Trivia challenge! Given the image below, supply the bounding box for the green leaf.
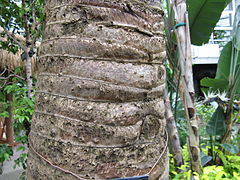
[187,0,230,45]
[200,151,212,166]
[206,106,226,136]
[200,77,228,92]
[16,146,26,152]
[20,153,27,159]
[3,152,10,161]
[0,111,9,118]
[14,67,23,74]
[215,41,233,80]
[232,6,240,50]
[220,144,239,154]
[215,41,240,93]
[4,84,18,94]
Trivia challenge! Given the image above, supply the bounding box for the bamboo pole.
[164,91,183,169]
[172,0,202,174]
[164,2,184,170]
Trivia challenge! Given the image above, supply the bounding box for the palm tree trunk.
[27,0,168,179]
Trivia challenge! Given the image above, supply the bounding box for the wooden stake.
[172,0,202,174]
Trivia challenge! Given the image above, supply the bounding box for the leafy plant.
[216,148,240,176]
[201,6,240,144]
[165,0,233,174]
[170,144,240,180]
[206,106,226,136]
[14,136,29,170]
[1,69,35,136]
[220,143,239,154]
[169,144,191,179]
[196,104,215,141]
[0,0,44,98]
[187,0,231,45]
[0,67,35,170]
[0,144,13,163]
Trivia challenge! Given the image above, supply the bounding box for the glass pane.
[216,13,232,27]
[235,0,240,7]
[225,2,233,10]
[211,30,231,47]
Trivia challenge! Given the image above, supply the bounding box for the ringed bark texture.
[27,0,167,179]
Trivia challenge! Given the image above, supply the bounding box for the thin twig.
[0,74,25,81]
[0,68,7,76]
[3,27,26,51]
[0,81,7,89]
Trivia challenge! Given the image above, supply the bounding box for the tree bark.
[0,117,4,142]
[164,92,183,169]
[5,93,14,144]
[27,0,168,179]
[23,0,34,99]
[172,0,202,174]
[221,108,233,144]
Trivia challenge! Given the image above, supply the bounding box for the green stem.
[210,136,215,162]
